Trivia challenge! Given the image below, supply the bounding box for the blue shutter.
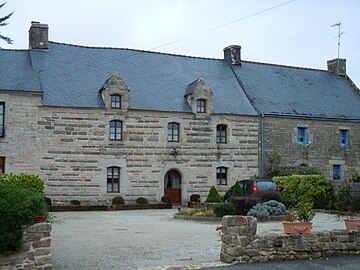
[340,130,348,146]
[298,127,307,144]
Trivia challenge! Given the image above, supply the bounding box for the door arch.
[164,170,181,204]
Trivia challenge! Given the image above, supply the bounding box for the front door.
[164,170,181,204]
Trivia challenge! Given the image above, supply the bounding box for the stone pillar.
[220,215,257,263]
[223,45,242,65]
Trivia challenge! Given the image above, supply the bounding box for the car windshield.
[257,181,276,191]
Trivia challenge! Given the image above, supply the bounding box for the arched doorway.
[164,170,181,204]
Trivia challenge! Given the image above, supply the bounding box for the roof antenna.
[331,22,344,73]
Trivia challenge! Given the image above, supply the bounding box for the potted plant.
[344,215,360,230]
[283,202,314,234]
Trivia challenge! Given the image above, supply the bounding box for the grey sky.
[2,0,360,87]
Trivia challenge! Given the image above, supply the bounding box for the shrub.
[135,197,149,205]
[45,196,52,206]
[231,182,243,197]
[190,194,201,203]
[247,200,287,219]
[205,186,222,203]
[0,182,48,255]
[213,203,235,217]
[352,197,360,211]
[112,196,125,205]
[273,175,333,208]
[335,184,352,212]
[296,201,314,222]
[0,173,44,193]
[252,190,283,203]
[70,199,81,206]
[161,195,172,204]
[230,196,261,215]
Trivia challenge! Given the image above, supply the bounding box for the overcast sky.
[2,0,360,87]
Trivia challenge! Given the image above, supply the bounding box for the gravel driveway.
[51,210,346,270]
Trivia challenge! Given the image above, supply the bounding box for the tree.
[0,2,14,45]
[231,181,244,197]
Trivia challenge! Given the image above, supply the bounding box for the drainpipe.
[260,114,265,177]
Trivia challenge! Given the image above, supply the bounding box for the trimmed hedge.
[274,175,333,208]
[135,197,149,205]
[0,182,48,255]
[231,182,243,197]
[230,196,261,215]
[213,203,235,217]
[0,173,44,193]
[252,190,283,203]
[205,186,222,203]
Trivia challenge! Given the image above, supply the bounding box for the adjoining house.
[0,22,359,205]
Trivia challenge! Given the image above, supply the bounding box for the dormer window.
[111,95,122,109]
[197,99,206,113]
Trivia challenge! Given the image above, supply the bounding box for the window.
[168,122,179,142]
[0,102,4,137]
[216,124,227,143]
[110,120,123,140]
[196,99,206,113]
[297,127,307,144]
[111,95,122,109]
[340,130,349,146]
[107,166,120,192]
[0,157,4,174]
[216,167,227,185]
[333,165,341,180]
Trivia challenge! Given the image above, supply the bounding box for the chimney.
[327,58,346,77]
[29,21,48,49]
[223,45,241,65]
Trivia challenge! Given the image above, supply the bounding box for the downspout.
[260,113,265,177]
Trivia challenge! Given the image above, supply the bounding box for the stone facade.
[0,90,259,204]
[0,223,52,270]
[220,215,360,264]
[263,116,360,181]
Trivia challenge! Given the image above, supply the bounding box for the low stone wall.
[0,223,52,270]
[220,216,360,264]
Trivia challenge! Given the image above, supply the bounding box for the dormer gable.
[100,73,129,111]
[185,77,213,115]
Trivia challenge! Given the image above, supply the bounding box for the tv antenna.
[331,22,344,59]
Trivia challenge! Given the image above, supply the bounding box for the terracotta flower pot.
[344,218,360,230]
[35,215,46,223]
[283,221,312,234]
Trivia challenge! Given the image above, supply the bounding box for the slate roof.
[232,61,360,119]
[1,41,360,119]
[0,49,42,93]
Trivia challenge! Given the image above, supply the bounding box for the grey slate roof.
[0,49,41,93]
[1,41,360,119]
[232,62,360,119]
[29,42,257,115]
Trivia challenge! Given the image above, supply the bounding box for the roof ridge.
[48,41,221,61]
[0,48,30,52]
[241,59,331,73]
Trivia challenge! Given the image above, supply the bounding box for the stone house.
[0,22,359,205]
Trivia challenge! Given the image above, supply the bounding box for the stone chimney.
[29,21,48,49]
[223,45,241,65]
[327,58,346,77]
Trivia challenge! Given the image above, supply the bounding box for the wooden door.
[164,170,181,204]
[0,157,4,174]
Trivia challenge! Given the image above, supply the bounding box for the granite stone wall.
[220,216,360,264]
[37,107,259,205]
[263,116,360,181]
[0,223,52,270]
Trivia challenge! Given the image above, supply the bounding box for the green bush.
[273,175,333,208]
[0,182,48,255]
[70,199,81,206]
[0,173,44,193]
[135,197,149,204]
[213,203,235,217]
[231,182,243,197]
[335,184,352,212]
[205,186,222,203]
